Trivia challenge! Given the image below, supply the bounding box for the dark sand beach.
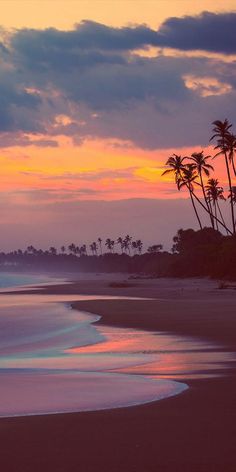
[1,276,236,471]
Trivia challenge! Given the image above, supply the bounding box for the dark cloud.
[156,12,236,55]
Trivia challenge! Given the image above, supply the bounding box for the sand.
[1,275,236,471]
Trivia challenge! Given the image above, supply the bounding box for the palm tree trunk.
[200,171,214,228]
[189,188,202,229]
[224,152,235,233]
[214,204,219,230]
[208,200,215,229]
[232,157,236,177]
[192,191,232,234]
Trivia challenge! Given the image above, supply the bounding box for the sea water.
[0,275,233,418]
[0,272,50,289]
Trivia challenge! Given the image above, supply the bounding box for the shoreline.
[1,275,236,471]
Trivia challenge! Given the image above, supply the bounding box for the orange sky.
[1,1,235,30]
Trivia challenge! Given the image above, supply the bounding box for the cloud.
[155,12,236,55]
[0,14,236,148]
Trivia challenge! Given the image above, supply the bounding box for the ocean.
[0,273,231,417]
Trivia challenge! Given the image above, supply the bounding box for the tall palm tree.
[178,165,203,229]
[162,154,186,189]
[205,179,226,231]
[210,119,235,233]
[189,151,214,228]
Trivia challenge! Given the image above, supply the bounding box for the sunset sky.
[1,0,236,249]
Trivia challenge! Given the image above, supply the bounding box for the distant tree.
[98,238,103,255]
[61,245,66,254]
[68,243,76,255]
[136,239,143,254]
[90,242,98,256]
[131,241,137,254]
[105,238,114,253]
[117,237,123,253]
[80,244,87,256]
[147,244,163,254]
[123,235,132,255]
[27,245,35,254]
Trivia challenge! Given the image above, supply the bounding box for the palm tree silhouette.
[68,243,76,255]
[210,119,235,233]
[189,151,214,228]
[117,237,123,253]
[98,238,103,255]
[90,242,98,256]
[205,179,226,231]
[162,154,187,189]
[124,235,132,255]
[178,165,203,229]
[136,239,143,254]
[131,241,137,254]
[105,238,114,253]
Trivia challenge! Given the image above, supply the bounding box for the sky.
[1,0,236,250]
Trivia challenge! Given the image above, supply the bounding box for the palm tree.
[123,235,132,255]
[131,241,137,254]
[189,151,214,228]
[162,154,186,189]
[147,244,163,253]
[105,238,114,253]
[27,245,35,254]
[90,242,98,255]
[68,243,76,255]
[210,119,235,233]
[117,237,123,253]
[136,239,143,254]
[178,165,203,229]
[80,244,87,256]
[98,238,103,255]
[205,179,226,231]
[61,245,66,254]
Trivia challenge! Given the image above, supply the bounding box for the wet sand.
[1,276,236,471]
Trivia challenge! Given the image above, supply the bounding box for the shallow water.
[0,274,234,417]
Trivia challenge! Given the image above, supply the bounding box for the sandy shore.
[1,275,236,471]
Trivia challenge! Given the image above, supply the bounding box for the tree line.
[2,237,163,259]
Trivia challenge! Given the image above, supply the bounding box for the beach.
[1,275,236,471]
